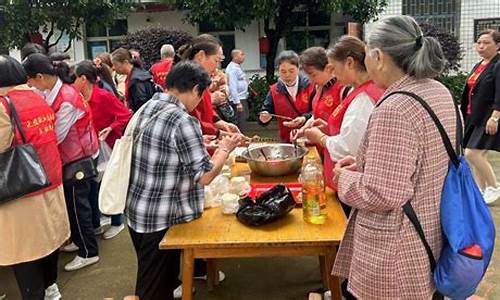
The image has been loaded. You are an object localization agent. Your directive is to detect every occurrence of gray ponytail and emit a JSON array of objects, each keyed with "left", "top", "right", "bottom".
[{"left": 367, "top": 15, "right": 445, "bottom": 79}]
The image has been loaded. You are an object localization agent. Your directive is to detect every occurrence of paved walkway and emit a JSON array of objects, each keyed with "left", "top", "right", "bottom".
[{"left": 1, "top": 124, "right": 499, "bottom": 299}]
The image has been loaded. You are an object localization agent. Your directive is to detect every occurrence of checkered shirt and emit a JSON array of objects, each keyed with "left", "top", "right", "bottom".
[{"left": 126, "top": 93, "right": 213, "bottom": 233}]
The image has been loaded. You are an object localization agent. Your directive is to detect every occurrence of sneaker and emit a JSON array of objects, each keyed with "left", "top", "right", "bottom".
[
  {"left": 103, "top": 224, "right": 125, "bottom": 240},
  {"left": 483, "top": 185, "right": 500, "bottom": 205},
  {"left": 193, "top": 270, "right": 226, "bottom": 282},
  {"left": 173, "top": 271, "right": 225, "bottom": 299},
  {"left": 100, "top": 215, "right": 111, "bottom": 226},
  {"left": 44, "top": 283, "right": 61, "bottom": 300},
  {"left": 173, "top": 285, "right": 195, "bottom": 299},
  {"left": 94, "top": 226, "right": 104, "bottom": 236},
  {"left": 60, "top": 242, "right": 79, "bottom": 253},
  {"left": 64, "top": 255, "right": 99, "bottom": 271},
  {"left": 0, "top": 294, "right": 6, "bottom": 300}
]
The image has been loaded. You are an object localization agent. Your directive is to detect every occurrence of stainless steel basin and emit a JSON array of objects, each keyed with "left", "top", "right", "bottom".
[{"left": 241, "top": 143, "right": 308, "bottom": 177}]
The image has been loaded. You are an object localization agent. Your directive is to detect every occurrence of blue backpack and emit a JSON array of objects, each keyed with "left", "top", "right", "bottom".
[{"left": 382, "top": 91, "right": 496, "bottom": 300}]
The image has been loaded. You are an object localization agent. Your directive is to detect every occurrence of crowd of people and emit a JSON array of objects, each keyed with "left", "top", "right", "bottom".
[{"left": 0, "top": 14, "right": 499, "bottom": 300}]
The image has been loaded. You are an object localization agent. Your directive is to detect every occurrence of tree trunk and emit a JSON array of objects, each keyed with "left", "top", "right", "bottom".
[{"left": 264, "top": 30, "right": 279, "bottom": 82}]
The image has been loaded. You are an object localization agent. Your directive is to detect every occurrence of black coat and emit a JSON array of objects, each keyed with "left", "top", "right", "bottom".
[
  {"left": 460, "top": 53, "right": 500, "bottom": 126},
  {"left": 128, "top": 67, "right": 157, "bottom": 112}
]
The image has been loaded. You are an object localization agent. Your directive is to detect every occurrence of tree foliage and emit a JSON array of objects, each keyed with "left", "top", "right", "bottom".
[
  {"left": 419, "top": 22, "right": 463, "bottom": 74},
  {"left": 165, "top": 0, "right": 387, "bottom": 79},
  {"left": 0, "top": 0, "right": 131, "bottom": 53},
  {"left": 118, "top": 27, "right": 193, "bottom": 68}
]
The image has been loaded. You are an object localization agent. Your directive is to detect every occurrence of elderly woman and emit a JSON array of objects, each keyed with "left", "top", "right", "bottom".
[
  {"left": 460, "top": 29, "right": 500, "bottom": 204},
  {"left": 125, "top": 61, "right": 241, "bottom": 300},
  {"left": 0, "top": 55, "right": 69, "bottom": 299},
  {"left": 332, "top": 16, "right": 456, "bottom": 299}
]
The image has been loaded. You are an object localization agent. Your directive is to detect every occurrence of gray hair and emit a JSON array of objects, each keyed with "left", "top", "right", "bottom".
[
  {"left": 231, "top": 48, "right": 242, "bottom": 59},
  {"left": 366, "top": 15, "right": 445, "bottom": 79},
  {"left": 275, "top": 50, "right": 300, "bottom": 68},
  {"left": 160, "top": 44, "right": 175, "bottom": 59}
]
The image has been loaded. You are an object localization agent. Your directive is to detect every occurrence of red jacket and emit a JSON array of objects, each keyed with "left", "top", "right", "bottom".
[
  {"left": 190, "top": 89, "right": 219, "bottom": 135},
  {"left": 51, "top": 84, "right": 99, "bottom": 165},
  {"left": 88, "top": 84, "right": 132, "bottom": 148},
  {"left": 150, "top": 58, "right": 173, "bottom": 88},
  {"left": 2, "top": 90, "right": 62, "bottom": 196}
]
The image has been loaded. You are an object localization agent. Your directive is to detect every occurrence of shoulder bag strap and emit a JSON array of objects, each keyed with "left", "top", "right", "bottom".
[
  {"left": 378, "top": 91, "right": 460, "bottom": 167},
  {"left": 4, "top": 96, "right": 28, "bottom": 145},
  {"left": 133, "top": 108, "right": 167, "bottom": 144},
  {"left": 378, "top": 91, "right": 457, "bottom": 300}
]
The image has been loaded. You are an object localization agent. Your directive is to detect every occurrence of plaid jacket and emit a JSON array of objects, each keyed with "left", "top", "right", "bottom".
[
  {"left": 126, "top": 94, "right": 213, "bottom": 233},
  {"left": 334, "top": 75, "right": 456, "bottom": 299}
]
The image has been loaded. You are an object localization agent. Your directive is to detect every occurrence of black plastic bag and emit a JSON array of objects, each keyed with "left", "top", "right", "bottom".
[{"left": 236, "top": 184, "right": 296, "bottom": 226}]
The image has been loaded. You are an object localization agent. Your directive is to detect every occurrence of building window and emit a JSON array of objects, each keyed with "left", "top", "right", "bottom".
[
  {"left": 199, "top": 21, "right": 234, "bottom": 69},
  {"left": 402, "top": 0, "right": 460, "bottom": 37},
  {"left": 285, "top": 10, "right": 331, "bottom": 53},
  {"left": 86, "top": 19, "right": 127, "bottom": 59}
]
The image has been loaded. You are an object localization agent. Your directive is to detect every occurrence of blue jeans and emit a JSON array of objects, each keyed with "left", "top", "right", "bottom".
[{"left": 89, "top": 180, "right": 123, "bottom": 228}]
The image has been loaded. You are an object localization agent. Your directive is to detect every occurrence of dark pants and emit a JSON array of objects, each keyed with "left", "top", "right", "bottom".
[
  {"left": 342, "top": 279, "right": 357, "bottom": 300},
  {"left": 11, "top": 250, "right": 59, "bottom": 300},
  {"left": 128, "top": 227, "right": 208, "bottom": 300},
  {"left": 89, "top": 180, "right": 123, "bottom": 228},
  {"left": 129, "top": 227, "right": 181, "bottom": 300},
  {"left": 231, "top": 99, "right": 249, "bottom": 132},
  {"left": 64, "top": 179, "right": 98, "bottom": 258}
]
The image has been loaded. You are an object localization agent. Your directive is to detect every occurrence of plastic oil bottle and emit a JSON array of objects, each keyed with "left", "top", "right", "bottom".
[{"left": 300, "top": 153, "right": 327, "bottom": 224}]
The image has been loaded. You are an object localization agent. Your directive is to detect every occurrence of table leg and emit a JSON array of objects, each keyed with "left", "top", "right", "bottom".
[
  {"left": 206, "top": 259, "right": 218, "bottom": 291},
  {"left": 326, "top": 247, "right": 341, "bottom": 300},
  {"left": 182, "top": 249, "right": 194, "bottom": 300},
  {"left": 319, "top": 256, "right": 328, "bottom": 287}
]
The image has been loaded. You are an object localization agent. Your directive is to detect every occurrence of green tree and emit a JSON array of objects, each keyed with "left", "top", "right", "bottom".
[
  {"left": 165, "top": 0, "right": 387, "bottom": 80},
  {"left": 0, "top": 0, "right": 131, "bottom": 53}
]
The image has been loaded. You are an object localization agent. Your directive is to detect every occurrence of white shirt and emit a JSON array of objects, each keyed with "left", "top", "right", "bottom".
[
  {"left": 45, "top": 79, "right": 85, "bottom": 144},
  {"left": 225, "top": 61, "right": 249, "bottom": 104},
  {"left": 281, "top": 76, "right": 299, "bottom": 100},
  {"left": 325, "top": 92, "right": 375, "bottom": 161}
]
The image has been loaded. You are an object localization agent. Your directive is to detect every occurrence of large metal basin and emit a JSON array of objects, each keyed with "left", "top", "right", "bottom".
[{"left": 241, "top": 143, "right": 308, "bottom": 177}]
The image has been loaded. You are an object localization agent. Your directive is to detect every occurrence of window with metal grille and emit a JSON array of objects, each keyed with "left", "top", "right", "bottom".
[{"left": 402, "top": 0, "right": 461, "bottom": 37}]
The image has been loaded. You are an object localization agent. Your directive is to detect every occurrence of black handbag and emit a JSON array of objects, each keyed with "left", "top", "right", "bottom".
[
  {"left": 0, "top": 96, "right": 50, "bottom": 204},
  {"left": 63, "top": 156, "right": 98, "bottom": 184},
  {"left": 215, "top": 101, "right": 237, "bottom": 123},
  {"left": 62, "top": 122, "right": 98, "bottom": 184}
]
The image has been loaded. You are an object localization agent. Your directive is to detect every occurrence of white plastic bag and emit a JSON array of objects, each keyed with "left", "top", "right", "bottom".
[{"left": 95, "top": 141, "right": 112, "bottom": 182}]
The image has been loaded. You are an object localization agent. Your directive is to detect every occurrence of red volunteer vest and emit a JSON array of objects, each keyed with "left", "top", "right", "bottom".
[
  {"left": 312, "top": 80, "right": 343, "bottom": 123},
  {"left": 271, "top": 82, "right": 314, "bottom": 142},
  {"left": 2, "top": 90, "right": 62, "bottom": 196},
  {"left": 51, "top": 84, "right": 99, "bottom": 165},
  {"left": 312, "top": 79, "right": 344, "bottom": 155},
  {"left": 324, "top": 80, "right": 384, "bottom": 189}
]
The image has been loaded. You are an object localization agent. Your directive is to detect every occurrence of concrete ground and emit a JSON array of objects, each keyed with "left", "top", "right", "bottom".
[{"left": 1, "top": 122, "right": 499, "bottom": 299}]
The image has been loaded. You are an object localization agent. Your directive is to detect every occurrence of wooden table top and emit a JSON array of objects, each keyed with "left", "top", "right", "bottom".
[
  {"left": 160, "top": 147, "right": 347, "bottom": 250},
  {"left": 159, "top": 190, "right": 347, "bottom": 249}
]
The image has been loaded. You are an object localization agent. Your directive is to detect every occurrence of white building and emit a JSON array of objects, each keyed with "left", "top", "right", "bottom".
[
  {"left": 10, "top": 0, "right": 500, "bottom": 73},
  {"left": 372, "top": 0, "right": 500, "bottom": 71}
]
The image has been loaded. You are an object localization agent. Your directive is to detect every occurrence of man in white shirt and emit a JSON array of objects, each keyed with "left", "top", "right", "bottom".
[{"left": 225, "top": 49, "right": 249, "bottom": 130}]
